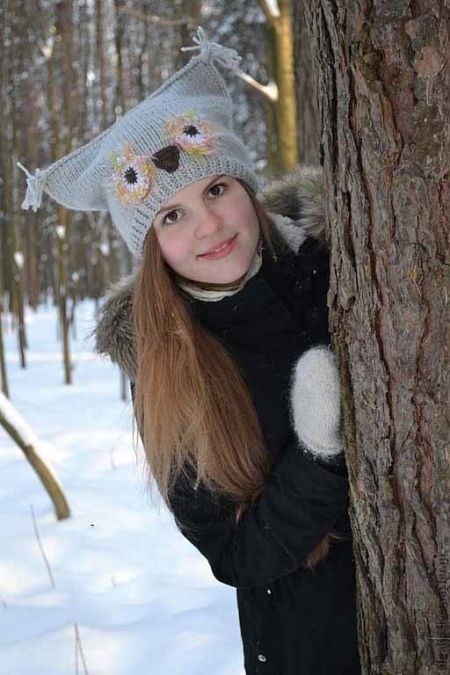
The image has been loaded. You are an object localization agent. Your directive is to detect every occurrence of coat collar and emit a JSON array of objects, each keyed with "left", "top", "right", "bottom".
[{"left": 93, "top": 166, "right": 326, "bottom": 381}]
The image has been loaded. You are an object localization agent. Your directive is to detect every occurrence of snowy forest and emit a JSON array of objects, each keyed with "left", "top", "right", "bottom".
[
  {"left": 1, "top": 1, "right": 449, "bottom": 674},
  {"left": 1, "top": 1, "right": 294, "bottom": 383}
]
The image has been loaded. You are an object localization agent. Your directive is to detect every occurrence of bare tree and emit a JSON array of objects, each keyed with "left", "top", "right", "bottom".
[
  {"left": 0, "top": 298, "right": 9, "bottom": 397},
  {"left": 1, "top": 1, "right": 28, "bottom": 370},
  {"left": 300, "top": 1, "right": 450, "bottom": 673},
  {"left": 258, "top": 0, "right": 298, "bottom": 171},
  {"left": 292, "top": 0, "right": 319, "bottom": 164}
]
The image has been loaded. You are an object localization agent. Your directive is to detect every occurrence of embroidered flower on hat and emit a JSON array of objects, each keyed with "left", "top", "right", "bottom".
[
  {"left": 164, "top": 111, "right": 215, "bottom": 157},
  {"left": 110, "top": 143, "right": 156, "bottom": 205}
]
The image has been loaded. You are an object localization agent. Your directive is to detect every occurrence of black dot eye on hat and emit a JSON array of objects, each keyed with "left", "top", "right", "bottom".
[
  {"left": 183, "top": 124, "right": 200, "bottom": 137},
  {"left": 124, "top": 166, "right": 139, "bottom": 185}
]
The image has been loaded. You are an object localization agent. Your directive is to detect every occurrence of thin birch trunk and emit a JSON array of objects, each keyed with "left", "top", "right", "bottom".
[{"left": 259, "top": 0, "right": 299, "bottom": 171}]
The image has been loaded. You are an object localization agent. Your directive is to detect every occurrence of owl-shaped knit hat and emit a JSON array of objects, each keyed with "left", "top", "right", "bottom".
[{"left": 19, "top": 28, "right": 258, "bottom": 258}]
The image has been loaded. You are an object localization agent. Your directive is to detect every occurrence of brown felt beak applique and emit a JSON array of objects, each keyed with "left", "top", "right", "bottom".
[{"left": 152, "top": 146, "right": 181, "bottom": 173}]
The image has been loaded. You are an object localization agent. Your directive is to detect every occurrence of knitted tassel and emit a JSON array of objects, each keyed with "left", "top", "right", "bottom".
[
  {"left": 181, "top": 27, "right": 241, "bottom": 70},
  {"left": 17, "top": 163, "right": 45, "bottom": 212}
]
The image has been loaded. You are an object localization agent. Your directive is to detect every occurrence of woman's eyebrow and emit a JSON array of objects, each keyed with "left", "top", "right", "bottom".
[
  {"left": 157, "top": 202, "right": 182, "bottom": 216},
  {"left": 156, "top": 176, "right": 226, "bottom": 216},
  {"left": 203, "top": 175, "right": 225, "bottom": 194}
]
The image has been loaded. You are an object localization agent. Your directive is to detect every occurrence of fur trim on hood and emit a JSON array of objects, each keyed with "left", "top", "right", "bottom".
[
  {"left": 260, "top": 165, "right": 325, "bottom": 243},
  {"left": 94, "top": 165, "right": 325, "bottom": 381}
]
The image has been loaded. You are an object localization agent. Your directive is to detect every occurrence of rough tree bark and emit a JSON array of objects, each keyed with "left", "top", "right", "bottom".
[
  {"left": 301, "top": 2, "right": 450, "bottom": 674},
  {"left": 292, "top": 0, "right": 320, "bottom": 164}
]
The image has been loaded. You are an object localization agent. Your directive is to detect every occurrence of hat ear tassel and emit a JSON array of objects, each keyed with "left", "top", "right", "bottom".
[
  {"left": 181, "top": 26, "right": 241, "bottom": 70},
  {"left": 17, "top": 163, "right": 45, "bottom": 212}
]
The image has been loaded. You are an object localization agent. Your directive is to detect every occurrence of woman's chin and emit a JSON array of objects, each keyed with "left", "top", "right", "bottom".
[{"left": 197, "top": 262, "right": 252, "bottom": 287}]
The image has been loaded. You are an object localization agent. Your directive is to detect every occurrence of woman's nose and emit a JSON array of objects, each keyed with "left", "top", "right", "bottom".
[{"left": 195, "top": 205, "right": 223, "bottom": 238}]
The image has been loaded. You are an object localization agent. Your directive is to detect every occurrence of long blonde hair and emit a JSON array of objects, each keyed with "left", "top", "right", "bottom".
[{"left": 132, "top": 184, "right": 339, "bottom": 568}]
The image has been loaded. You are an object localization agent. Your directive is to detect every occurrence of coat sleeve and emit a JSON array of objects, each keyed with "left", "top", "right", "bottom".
[{"left": 167, "top": 446, "right": 349, "bottom": 589}]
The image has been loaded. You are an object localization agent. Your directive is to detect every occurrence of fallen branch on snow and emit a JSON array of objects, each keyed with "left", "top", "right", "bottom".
[{"left": 0, "top": 392, "right": 70, "bottom": 520}]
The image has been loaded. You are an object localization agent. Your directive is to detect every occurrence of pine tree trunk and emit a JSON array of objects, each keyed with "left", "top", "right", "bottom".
[
  {"left": 47, "top": 2, "right": 74, "bottom": 385},
  {"left": 57, "top": 222, "right": 72, "bottom": 385},
  {"left": 10, "top": 2, "right": 29, "bottom": 365},
  {"left": 291, "top": 0, "right": 319, "bottom": 164},
  {"left": 259, "top": 0, "right": 299, "bottom": 171},
  {"left": 1, "top": 4, "right": 16, "bottom": 346},
  {"left": 273, "top": 0, "right": 299, "bottom": 170},
  {"left": 265, "top": 22, "right": 280, "bottom": 172},
  {"left": 15, "top": 258, "right": 27, "bottom": 368},
  {"left": 0, "top": 299, "right": 9, "bottom": 398},
  {"left": 114, "top": 0, "right": 126, "bottom": 116},
  {"left": 179, "top": 0, "right": 202, "bottom": 66},
  {"left": 301, "top": 2, "right": 450, "bottom": 673}
]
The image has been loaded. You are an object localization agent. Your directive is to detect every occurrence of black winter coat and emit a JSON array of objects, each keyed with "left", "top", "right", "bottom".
[{"left": 164, "top": 239, "right": 361, "bottom": 675}]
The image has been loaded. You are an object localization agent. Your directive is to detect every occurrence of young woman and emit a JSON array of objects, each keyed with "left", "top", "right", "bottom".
[{"left": 20, "top": 29, "right": 361, "bottom": 675}]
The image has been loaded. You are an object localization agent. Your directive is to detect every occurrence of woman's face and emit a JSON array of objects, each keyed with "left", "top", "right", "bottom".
[{"left": 152, "top": 175, "right": 260, "bottom": 285}]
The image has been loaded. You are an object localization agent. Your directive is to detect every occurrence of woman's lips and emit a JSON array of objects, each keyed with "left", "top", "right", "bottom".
[{"left": 198, "top": 235, "right": 238, "bottom": 260}]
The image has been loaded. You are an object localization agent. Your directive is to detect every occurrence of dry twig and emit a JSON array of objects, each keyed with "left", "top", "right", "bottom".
[
  {"left": 30, "top": 504, "right": 55, "bottom": 588},
  {"left": 74, "top": 623, "right": 90, "bottom": 675}
]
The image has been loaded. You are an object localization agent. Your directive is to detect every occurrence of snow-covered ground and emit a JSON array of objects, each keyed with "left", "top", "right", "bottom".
[{"left": 0, "top": 300, "right": 244, "bottom": 675}]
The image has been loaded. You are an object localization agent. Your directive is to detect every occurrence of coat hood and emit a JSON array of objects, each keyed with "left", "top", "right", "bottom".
[{"left": 94, "top": 165, "right": 326, "bottom": 381}]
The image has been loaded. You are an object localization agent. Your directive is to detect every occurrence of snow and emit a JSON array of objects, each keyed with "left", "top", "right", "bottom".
[
  {"left": 0, "top": 301, "right": 244, "bottom": 675},
  {"left": 0, "top": 390, "right": 41, "bottom": 450},
  {"left": 13, "top": 252, "right": 24, "bottom": 269}
]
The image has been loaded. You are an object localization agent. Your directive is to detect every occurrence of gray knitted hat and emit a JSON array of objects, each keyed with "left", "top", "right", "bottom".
[{"left": 18, "top": 28, "right": 259, "bottom": 258}]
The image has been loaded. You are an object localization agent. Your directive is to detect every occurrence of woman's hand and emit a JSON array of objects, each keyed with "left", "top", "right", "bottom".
[{"left": 290, "top": 346, "right": 343, "bottom": 461}]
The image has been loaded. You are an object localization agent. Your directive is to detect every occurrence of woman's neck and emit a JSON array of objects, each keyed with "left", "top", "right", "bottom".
[{"left": 180, "top": 273, "right": 247, "bottom": 292}]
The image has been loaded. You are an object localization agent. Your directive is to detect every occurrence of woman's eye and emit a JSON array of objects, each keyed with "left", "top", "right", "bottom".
[
  {"left": 209, "top": 183, "right": 226, "bottom": 197},
  {"left": 164, "top": 210, "right": 181, "bottom": 225}
]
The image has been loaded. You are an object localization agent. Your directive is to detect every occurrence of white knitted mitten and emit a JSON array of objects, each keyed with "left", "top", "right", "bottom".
[{"left": 290, "top": 346, "right": 343, "bottom": 461}]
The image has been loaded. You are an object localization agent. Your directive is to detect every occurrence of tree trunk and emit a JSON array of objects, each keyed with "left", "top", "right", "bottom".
[
  {"left": 95, "top": 0, "right": 108, "bottom": 131},
  {"left": 179, "top": 0, "right": 202, "bottom": 66},
  {"left": 56, "top": 222, "right": 72, "bottom": 385},
  {"left": 9, "top": 2, "right": 28, "bottom": 365},
  {"left": 113, "top": 0, "right": 127, "bottom": 116},
  {"left": 47, "top": 2, "right": 73, "bottom": 385},
  {"left": 24, "top": 79, "right": 40, "bottom": 310},
  {"left": 259, "top": 0, "right": 299, "bottom": 172},
  {"left": 301, "top": 2, "right": 450, "bottom": 673},
  {"left": 291, "top": 0, "right": 319, "bottom": 164},
  {"left": 265, "top": 20, "right": 280, "bottom": 172},
  {"left": 1, "top": 0, "right": 24, "bottom": 368},
  {"left": 0, "top": 298, "right": 9, "bottom": 398},
  {"left": 273, "top": 0, "right": 299, "bottom": 170},
  {"left": 14, "top": 255, "right": 27, "bottom": 368},
  {"left": 120, "top": 369, "right": 127, "bottom": 403}
]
